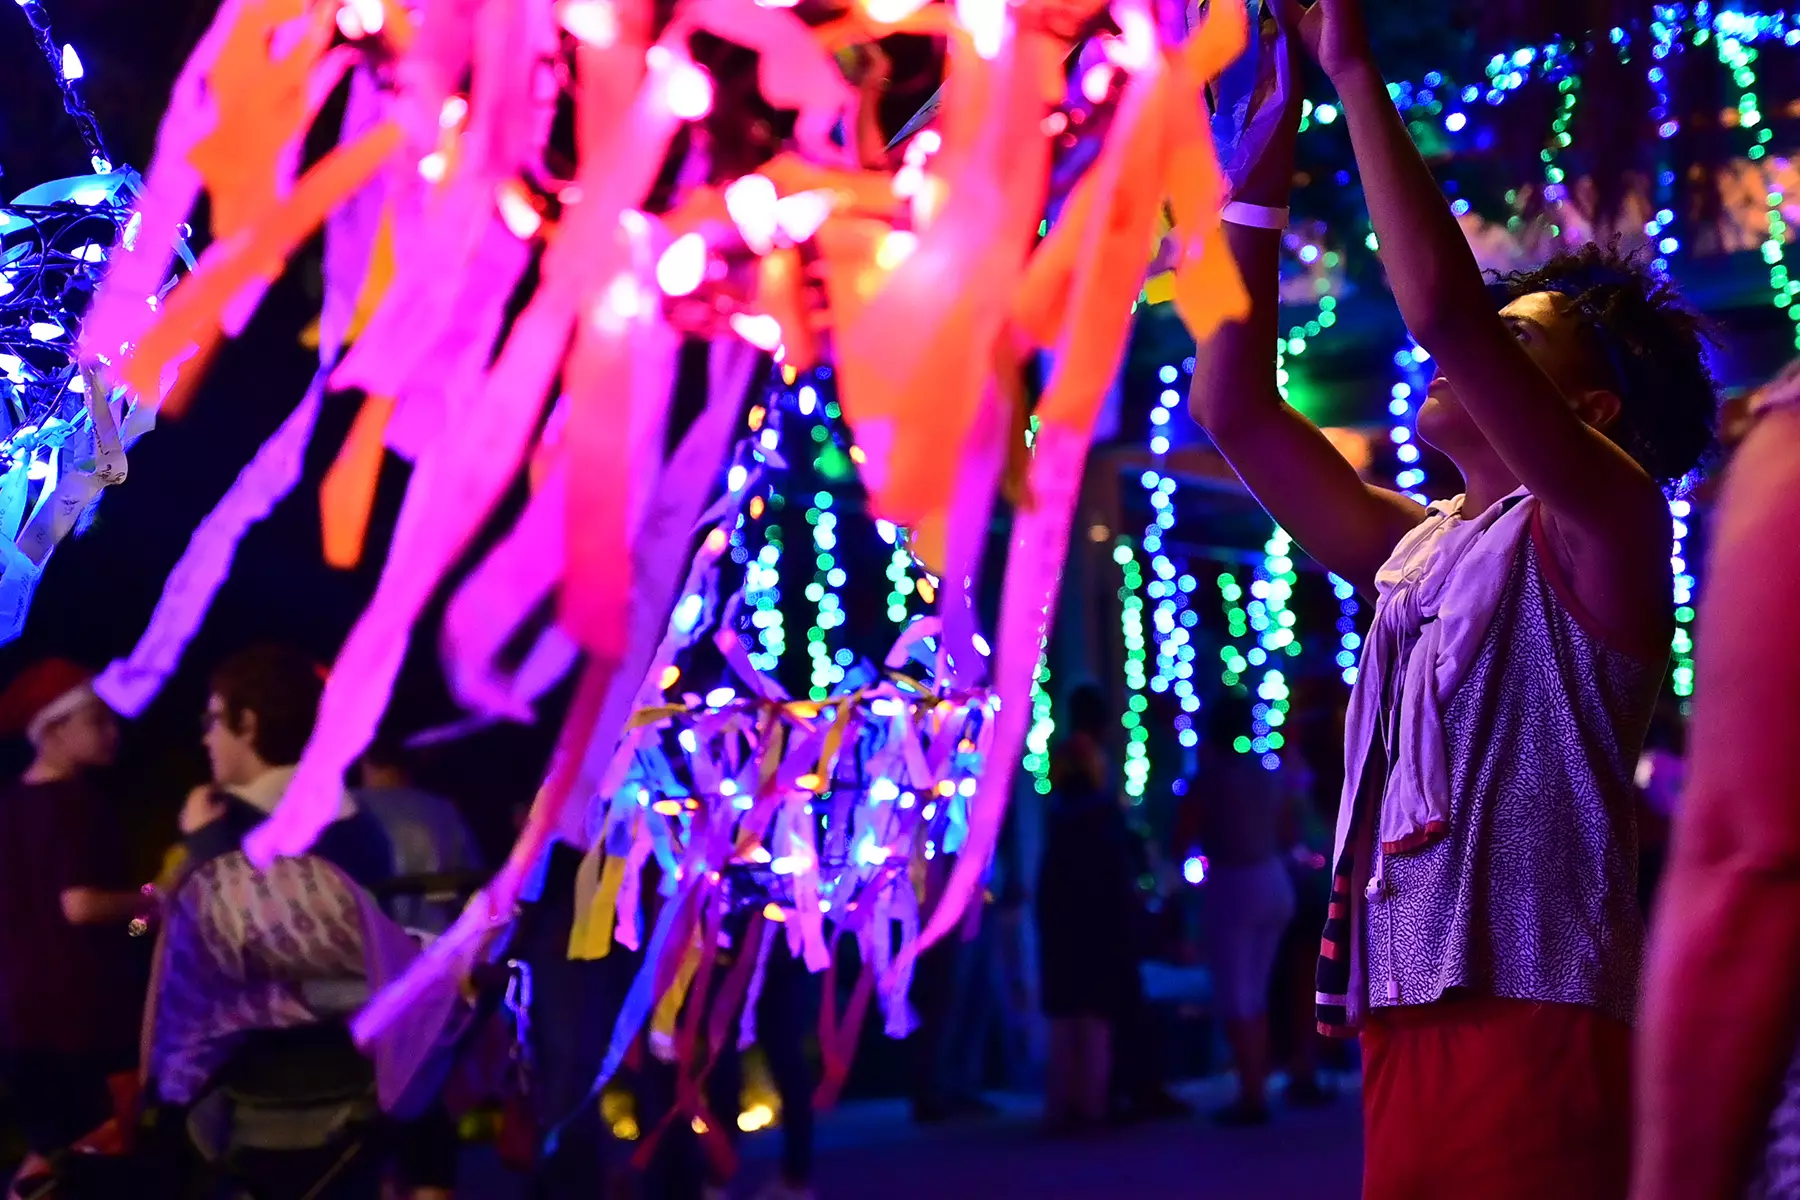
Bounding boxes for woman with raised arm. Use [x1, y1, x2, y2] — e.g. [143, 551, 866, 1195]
[1188, 1, 1718, 1195]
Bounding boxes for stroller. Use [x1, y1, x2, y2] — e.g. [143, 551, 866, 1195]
[21, 861, 500, 1200]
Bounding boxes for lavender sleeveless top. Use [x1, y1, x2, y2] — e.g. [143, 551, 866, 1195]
[1361, 517, 1662, 1023]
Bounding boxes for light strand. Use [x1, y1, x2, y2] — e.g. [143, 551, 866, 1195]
[1645, 7, 1684, 275]
[1114, 540, 1151, 801]
[803, 485, 847, 700]
[1539, 43, 1580, 240]
[1329, 572, 1362, 686]
[1249, 527, 1299, 770]
[16, 0, 113, 173]
[1670, 495, 1696, 701]
[1024, 647, 1055, 795]
[1388, 337, 1433, 502]
[743, 395, 786, 675]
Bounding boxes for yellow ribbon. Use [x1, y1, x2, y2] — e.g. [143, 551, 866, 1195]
[567, 848, 628, 961]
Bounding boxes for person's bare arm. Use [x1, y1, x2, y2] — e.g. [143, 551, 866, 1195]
[60, 886, 143, 926]
[1289, 0, 1669, 630]
[1188, 59, 1423, 594]
[1634, 411, 1800, 1200]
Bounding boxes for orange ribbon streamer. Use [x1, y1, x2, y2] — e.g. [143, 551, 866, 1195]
[126, 121, 403, 408]
[319, 394, 394, 569]
[187, 0, 337, 242]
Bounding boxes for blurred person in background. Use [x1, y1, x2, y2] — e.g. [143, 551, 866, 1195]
[356, 734, 484, 934]
[1267, 695, 1340, 1108]
[151, 647, 469, 1200]
[1108, 796, 1192, 1124]
[0, 660, 144, 1200]
[180, 644, 392, 889]
[910, 855, 1000, 1124]
[1036, 685, 1139, 1131]
[1191, 690, 1298, 1125]
[1634, 362, 1800, 1200]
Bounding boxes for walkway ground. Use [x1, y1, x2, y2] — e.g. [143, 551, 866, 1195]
[752, 1074, 1363, 1200]
[459, 1073, 1364, 1197]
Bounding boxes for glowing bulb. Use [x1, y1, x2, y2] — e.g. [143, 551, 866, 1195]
[28, 321, 65, 342]
[659, 53, 714, 120]
[439, 96, 469, 128]
[656, 233, 708, 296]
[774, 190, 833, 242]
[1081, 63, 1115, 103]
[496, 183, 543, 239]
[957, 0, 1004, 59]
[659, 665, 681, 689]
[874, 230, 918, 271]
[1104, 7, 1155, 71]
[762, 901, 785, 920]
[729, 312, 783, 351]
[355, 0, 385, 34]
[859, 0, 929, 23]
[335, 0, 384, 38]
[1183, 855, 1208, 885]
[725, 174, 779, 254]
[705, 686, 735, 707]
[418, 152, 448, 182]
[60, 44, 83, 81]
[557, 0, 619, 46]
[597, 273, 644, 326]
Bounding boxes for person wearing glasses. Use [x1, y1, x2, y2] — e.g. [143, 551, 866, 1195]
[179, 644, 391, 888]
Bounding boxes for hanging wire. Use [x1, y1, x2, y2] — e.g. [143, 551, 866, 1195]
[14, 0, 114, 174]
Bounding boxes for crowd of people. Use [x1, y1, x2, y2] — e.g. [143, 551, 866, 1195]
[0, 647, 484, 1199]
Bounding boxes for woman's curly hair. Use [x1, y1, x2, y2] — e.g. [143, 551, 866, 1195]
[1492, 242, 1721, 487]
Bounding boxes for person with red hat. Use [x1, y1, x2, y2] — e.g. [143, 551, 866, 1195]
[0, 659, 145, 1199]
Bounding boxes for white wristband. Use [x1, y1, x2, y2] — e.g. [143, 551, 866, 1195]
[1221, 201, 1289, 230]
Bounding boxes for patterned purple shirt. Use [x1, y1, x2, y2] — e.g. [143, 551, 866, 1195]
[1361, 519, 1661, 1025]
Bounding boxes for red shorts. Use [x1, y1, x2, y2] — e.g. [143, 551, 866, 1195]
[1361, 995, 1631, 1200]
